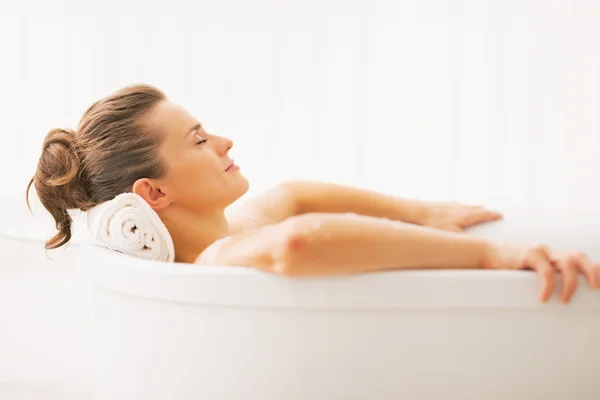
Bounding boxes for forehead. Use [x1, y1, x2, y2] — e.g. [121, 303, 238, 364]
[145, 100, 197, 139]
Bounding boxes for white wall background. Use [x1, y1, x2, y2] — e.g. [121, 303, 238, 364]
[1, 0, 600, 234]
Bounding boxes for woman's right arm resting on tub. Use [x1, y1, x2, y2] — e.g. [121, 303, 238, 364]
[196, 213, 490, 274]
[196, 212, 600, 303]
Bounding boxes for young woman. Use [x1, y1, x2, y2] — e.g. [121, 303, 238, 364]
[27, 84, 600, 303]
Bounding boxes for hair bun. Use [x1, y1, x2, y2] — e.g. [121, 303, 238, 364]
[42, 129, 80, 187]
[27, 128, 92, 249]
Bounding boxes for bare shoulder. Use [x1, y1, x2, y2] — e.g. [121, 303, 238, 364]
[194, 222, 289, 269]
[195, 236, 235, 265]
[195, 184, 299, 267]
[227, 183, 298, 235]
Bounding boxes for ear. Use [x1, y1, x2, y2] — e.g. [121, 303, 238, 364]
[131, 178, 171, 211]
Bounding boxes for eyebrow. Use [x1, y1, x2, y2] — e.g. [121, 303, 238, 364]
[184, 123, 202, 139]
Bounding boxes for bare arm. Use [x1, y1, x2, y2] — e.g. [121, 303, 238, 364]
[198, 212, 491, 276]
[282, 180, 429, 225]
[229, 181, 430, 233]
[270, 213, 491, 276]
[199, 212, 600, 303]
[230, 181, 501, 234]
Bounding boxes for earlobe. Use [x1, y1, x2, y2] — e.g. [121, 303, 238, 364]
[131, 179, 171, 211]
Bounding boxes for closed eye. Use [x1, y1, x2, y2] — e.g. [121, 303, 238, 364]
[196, 138, 208, 145]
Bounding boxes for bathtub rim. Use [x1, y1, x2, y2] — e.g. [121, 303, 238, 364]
[82, 246, 600, 311]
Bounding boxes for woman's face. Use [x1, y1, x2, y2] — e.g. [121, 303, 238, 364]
[145, 100, 249, 213]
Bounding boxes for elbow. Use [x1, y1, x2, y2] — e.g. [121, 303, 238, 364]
[269, 214, 322, 276]
[270, 235, 306, 277]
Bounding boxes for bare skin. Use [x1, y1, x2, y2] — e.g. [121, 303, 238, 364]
[130, 99, 600, 304]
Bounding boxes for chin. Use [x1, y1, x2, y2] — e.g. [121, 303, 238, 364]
[225, 175, 250, 206]
[236, 175, 250, 197]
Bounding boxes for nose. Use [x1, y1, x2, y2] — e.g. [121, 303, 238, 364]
[214, 135, 233, 156]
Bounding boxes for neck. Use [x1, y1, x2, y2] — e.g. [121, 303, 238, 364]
[159, 206, 230, 263]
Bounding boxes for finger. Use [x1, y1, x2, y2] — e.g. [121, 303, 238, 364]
[554, 256, 578, 303]
[575, 253, 599, 289]
[460, 210, 503, 228]
[469, 205, 502, 215]
[469, 205, 485, 210]
[530, 253, 556, 303]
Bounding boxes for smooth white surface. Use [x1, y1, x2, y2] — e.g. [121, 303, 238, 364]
[0, 235, 94, 399]
[87, 210, 600, 400]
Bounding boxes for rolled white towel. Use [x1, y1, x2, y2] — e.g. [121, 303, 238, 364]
[86, 192, 175, 262]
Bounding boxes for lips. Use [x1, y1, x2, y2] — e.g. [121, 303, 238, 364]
[225, 162, 236, 172]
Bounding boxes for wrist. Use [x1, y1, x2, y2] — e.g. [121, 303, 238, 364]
[413, 202, 432, 226]
[447, 234, 493, 270]
[388, 196, 432, 226]
[477, 239, 497, 270]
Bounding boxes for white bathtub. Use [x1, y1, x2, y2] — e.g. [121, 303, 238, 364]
[0, 207, 94, 399]
[85, 209, 600, 400]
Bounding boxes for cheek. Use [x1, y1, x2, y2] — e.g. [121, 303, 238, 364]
[171, 156, 220, 194]
[162, 156, 197, 190]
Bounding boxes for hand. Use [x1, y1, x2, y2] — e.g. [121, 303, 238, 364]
[481, 243, 600, 303]
[422, 201, 503, 232]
